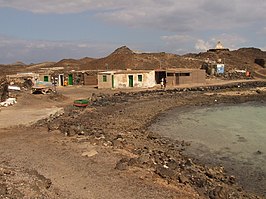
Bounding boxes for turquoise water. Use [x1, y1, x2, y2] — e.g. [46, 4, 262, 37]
[149, 103, 266, 196]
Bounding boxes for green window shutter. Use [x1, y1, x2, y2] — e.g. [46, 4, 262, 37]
[138, 75, 142, 82]
[44, 76, 49, 82]
[103, 75, 107, 82]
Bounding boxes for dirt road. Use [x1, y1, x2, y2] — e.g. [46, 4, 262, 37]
[0, 86, 107, 128]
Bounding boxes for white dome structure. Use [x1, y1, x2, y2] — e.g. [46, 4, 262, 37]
[207, 41, 229, 52]
[215, 41, 224, 49]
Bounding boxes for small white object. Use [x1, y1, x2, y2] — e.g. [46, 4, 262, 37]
[0, 98, 17, 107]
[8, 85, 21, 91]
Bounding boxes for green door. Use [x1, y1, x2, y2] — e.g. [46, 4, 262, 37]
[112, 75, 114, 88]
[68, 74, 73, 85]
[44, 76, 49, 82]
[128, 75, 133, 87]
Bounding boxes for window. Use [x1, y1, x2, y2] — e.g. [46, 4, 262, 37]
[138, 75, 143, 82]
[103, 75, 107, 82]
[167, 73, 174, 76]
[182, 73, 190, 76]
[177, 73, 190, 76]
[44, 76, 49, 82]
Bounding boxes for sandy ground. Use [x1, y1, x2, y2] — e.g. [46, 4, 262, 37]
[0, 86, 102, 129]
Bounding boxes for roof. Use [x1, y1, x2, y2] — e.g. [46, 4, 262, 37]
[99, 69, 153, 75]
[7, 73, 39, 78]
[98, 68, 204, 75]
[155, 68, 204, 73]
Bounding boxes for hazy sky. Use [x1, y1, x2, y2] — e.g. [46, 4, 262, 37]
[0, 0, 266, 64]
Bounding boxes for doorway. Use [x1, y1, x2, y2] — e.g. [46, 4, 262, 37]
[112, 75, 114, 88]
[155, 71, 166, 84]
[59, 74, 64, 86]
[68, 74, 73, 85]
[128, 75, 133, 87]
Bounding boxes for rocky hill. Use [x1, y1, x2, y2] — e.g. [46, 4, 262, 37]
[186, 47, 266, 72]
[51, 46, 266, 73]
[52, 57, 95, 71]
[76, 46, 205, 71]
[1, 46, 266, 76]
[0, 64, 28, 76]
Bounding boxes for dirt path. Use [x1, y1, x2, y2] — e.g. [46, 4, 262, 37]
[0, 93, 61, 129]
[0, 85, 163, 129]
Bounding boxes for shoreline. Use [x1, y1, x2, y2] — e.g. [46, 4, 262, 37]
[149, 103, 266, 197]
[43, 81, 266, 198]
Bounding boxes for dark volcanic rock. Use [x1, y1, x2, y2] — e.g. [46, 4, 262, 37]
[115, 158, 129, 170]
[155, 165, 176, 180]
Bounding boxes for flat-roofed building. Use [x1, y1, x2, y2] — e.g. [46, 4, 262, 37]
[98, 68, 206, 89]
[98, 69, 156, 89]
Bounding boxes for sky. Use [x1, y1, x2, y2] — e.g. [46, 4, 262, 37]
[0, 0, 266, 64]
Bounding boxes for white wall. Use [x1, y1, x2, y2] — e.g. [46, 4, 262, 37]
[114, 71, 156, 88]
[98, 74, 112, 88]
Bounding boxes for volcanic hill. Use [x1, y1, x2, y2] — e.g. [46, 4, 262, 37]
[1, 46, 266, 77]
[50, 46, 266, 73]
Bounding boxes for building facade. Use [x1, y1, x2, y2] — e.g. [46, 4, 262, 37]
[98, 68, 206, 89]
[163, 69, 206, 86]
[98, 70, 156, 89]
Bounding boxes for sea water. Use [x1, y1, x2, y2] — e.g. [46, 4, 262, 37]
[149, 103, 266, 196]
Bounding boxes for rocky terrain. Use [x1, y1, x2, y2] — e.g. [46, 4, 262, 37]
[23, 80, 265, 199]
[1, 46, 266, 78]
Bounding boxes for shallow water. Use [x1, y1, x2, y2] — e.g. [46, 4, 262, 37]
[149, 103, 266, 196]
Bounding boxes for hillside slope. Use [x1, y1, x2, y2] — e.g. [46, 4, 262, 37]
[54, 46, 266, 73]
[1, 46, 266, 76]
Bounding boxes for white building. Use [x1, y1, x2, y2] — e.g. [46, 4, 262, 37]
[98, 69, 156, 89]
